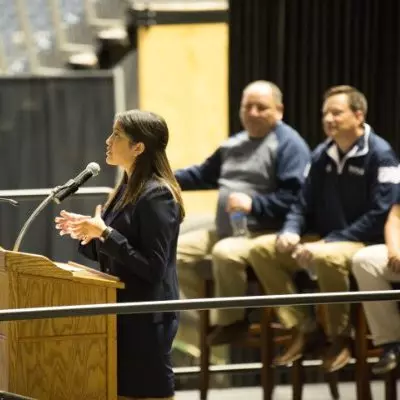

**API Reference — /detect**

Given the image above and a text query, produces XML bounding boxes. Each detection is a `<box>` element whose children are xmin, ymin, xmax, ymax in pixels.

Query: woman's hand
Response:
<box><xmin>55</xmin><ymin>210</ymin><xmax>91</xmax><ymax>238</ymax></box>
<box><xmin>69</xmin><ymin>205</ymin><xmax>107</xmax><ymax>245</ymax></box>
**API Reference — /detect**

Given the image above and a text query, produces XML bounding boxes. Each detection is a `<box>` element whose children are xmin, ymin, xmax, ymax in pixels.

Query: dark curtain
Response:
<box><xmin>0</xmin><ymin>74</ymin><xmax>116</xmax><ymax>266</ymax></box>
<box><xmin>228</xmin><ymin>0</ymin><xmax>400</xmax><ymax>386</ymax></box>
<box><xmin>229</xmin><ymin>0</ymin><xmax>400</xmax><ymax>151</ymax></box>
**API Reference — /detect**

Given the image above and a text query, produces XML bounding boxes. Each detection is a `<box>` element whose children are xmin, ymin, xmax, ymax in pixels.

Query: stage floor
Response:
<box><xmin>176</xmin><ymin>381</ymin><xmax>397</xmax><ymax>399</ymax></box>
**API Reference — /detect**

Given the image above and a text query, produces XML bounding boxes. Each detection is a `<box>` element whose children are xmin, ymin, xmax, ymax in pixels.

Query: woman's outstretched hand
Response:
<box><xmin>69</xmin><ymin>205</ymin><xmax>107</xmax><ymax>245</ymax></box>
<box><xmin>55</xmin><ymin>210</ymin><xmax>90</xmax><ymax>238</ymax></box>
<box><xmin>55</xmin><ymin>205</ymin><xmax>106</xmax><ymax>244</ymax></box>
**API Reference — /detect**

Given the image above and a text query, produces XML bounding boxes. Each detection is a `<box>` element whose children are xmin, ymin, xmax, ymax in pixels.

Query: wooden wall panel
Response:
<box><xmin>138</xmin><ymin>23</ymin><xmax>228</xmax><ymax>215</ymax></box>
<box><xmin>16</xmin><ymin>276</ymin><xmax>107</xmax><ymax>338</ymax></box>
<box><xmin>15</xmin><ymin>336</ymin><xmax>108</xmax><ymax>400</ymax></box>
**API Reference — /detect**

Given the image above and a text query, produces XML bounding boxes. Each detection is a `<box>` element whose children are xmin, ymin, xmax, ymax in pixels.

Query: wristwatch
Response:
<box><xmin>100</xmin><ymin>226</ymin><xmax>113</xmax><ymax>242</ymax></box>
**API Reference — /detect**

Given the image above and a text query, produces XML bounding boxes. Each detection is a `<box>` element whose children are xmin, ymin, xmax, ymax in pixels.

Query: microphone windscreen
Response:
<box><xmin>87</xmin><ymin>162</ymin><xmax>101</xmax><ymax>176</ymax></box>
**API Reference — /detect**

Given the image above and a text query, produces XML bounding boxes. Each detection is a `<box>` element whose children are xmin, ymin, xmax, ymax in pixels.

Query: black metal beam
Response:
<box><xmin>0</xmin><ymin>290</ymin><xmax>399</xmax><ymax>322</ymax></box>
<box><xmin>128</xmin><ymin>8</ymin><xmax>228</xmax><ymax>26</ymax></box>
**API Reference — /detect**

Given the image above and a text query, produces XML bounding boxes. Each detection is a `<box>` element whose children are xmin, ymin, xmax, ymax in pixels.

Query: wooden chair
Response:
<box><xmin>353</xmin><ymin>299</ymin><xmax>399</xmax><ymax>400</ymax></box>
<box><xmin>290</xmin><ymin>276</ymin><xmax>399</xmax><ymax>400</ymax></box>
<box><xmin>260</xmin><ymin>306</ymin><xmax>339</xmax><ymax>400</ymax></box>
<box><xmin>195</xmin><ymin>258</ymin><xmax>339</xmax><ymax>400</ymax></box>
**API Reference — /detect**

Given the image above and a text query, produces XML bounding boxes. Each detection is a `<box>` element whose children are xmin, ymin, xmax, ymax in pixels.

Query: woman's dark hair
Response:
<box><xmin>105</xmin><ymin>109</ymin><xmax>185</xmax><ymax>221</ymax></box>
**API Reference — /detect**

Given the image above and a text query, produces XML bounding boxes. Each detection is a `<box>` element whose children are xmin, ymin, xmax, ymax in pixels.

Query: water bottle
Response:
<box><xmin>230</xmin><ymin>211</ymin><xmax>249</xmax><ymax>237</ymax></box>
<box><xmin>305</xmin><ymin>265</ymin><xmax>318</xmax><ymax>281</ymax></box>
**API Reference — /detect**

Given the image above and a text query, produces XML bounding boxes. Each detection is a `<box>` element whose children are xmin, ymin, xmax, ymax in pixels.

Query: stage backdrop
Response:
<box><xmin>229</xmin><ymin>0</ymin><xmax>400</xmax><ymax>152</ymax></box>
<box><xmin>0</xmin><ymin>73</ymin><xmax>116</xmax><ymax>266</ymax></box>
<box><xmin>228</xmin><ymin>0</ymin><xmax>400</xmax><ymax>386</ymax></box>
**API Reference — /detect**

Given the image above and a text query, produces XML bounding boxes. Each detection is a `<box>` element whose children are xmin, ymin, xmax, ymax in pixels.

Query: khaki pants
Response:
<box><xmin>212</xmin><ymin>232</ymin><xmax>269</xmax><ymax>325</ymax></box>
<box><xmin>175</xmin><ymin>229</ymin><xmax>220</xmax><ymax>358</ymax></box>
<box><xmin>177</xmin><ymin>229</ymin><xmax>219</xmax><ymax>301</ymax></box>
<box><xmin>177</xmin><ymin>229</ymin><xmax>267</xmax><ymax>331</ymax></box>
<box><xmin>352</xmin><ymin>245</ymin><xmax>400</xmax><ymax>346</ymax></box>
<box><xmin>248</xmin><ymin>234</ymin><xmax>364</xmax><ymax>338</ymax></box>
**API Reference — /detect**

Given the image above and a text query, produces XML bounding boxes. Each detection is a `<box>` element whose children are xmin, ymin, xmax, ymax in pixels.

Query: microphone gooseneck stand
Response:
<box><xmin>0</xmin><ymin>197</ymin><xmax>19</xmax><ymax>206</ymax></box>
<box><xmin>12</xmin><ymin>186</ymin><xmax>64</xmax><ymax>252</ymax></box>
<box><xmin>12</xmin><ymin>162</ymin><xmax>101</xmax><ymax>252</ymax></box>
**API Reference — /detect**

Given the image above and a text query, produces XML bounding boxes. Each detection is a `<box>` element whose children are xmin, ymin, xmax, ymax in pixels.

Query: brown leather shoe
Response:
<box><xmin>322</xmin><ymin>336</ymin><xmax>351</xmax><ymax>373</ymax></box>
<box><xmin>274</xmin><ymin>327</ymin><xmax>325</xmax><ymax>366</ymax></box>
<box><xmin>274</xmin><ymin>330</ymin><xmax>306</xmax><ymax>366</ymax></box>
<box><xmin>207</xmin><ymin>320</ymin><xmax>249</xmax><ymax>346</ymax></box>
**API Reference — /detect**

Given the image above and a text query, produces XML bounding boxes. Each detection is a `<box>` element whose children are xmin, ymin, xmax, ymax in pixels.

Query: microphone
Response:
<box><xmin>13</xmin><ymin>163</ymin><xmax>100</xmax><ymax>251</ymax></box>
<box><xmin>0</xmin><ymin>197</ymin><xmax>19</xmax><ymax>206</ymax></box>
<box><xmin>53</xmin><ymin>162</ymin><xmax>101</xmax><ymax>204</ymax></box>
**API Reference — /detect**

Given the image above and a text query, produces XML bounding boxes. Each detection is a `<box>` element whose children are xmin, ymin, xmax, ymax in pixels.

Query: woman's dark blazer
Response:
<box><xmin>79</xmin><ymin>179</ymin><xmax>181</xmax><ymax>323</ymax></box>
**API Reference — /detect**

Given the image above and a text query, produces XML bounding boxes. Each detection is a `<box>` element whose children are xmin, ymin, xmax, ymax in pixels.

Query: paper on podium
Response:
<box><xmin>54</xmin><ymin>261</ymin><xmax>121</xmax><ymax>285</ymax></box>
<box><xmin>68</xmin><ymin>261</ymin><xmax>120</xmax><ymax>282</ymax></box>
<box><xmin>55</xmin><ymin>262</ymin><xmax>82</xmax><ymax>272</ymax></box>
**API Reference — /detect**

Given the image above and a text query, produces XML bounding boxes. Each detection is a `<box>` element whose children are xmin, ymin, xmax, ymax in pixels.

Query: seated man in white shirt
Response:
<box><xmin>352</xmin><ymin>201</ymin><xmax>400</xmax><ymax>375</ymax></box>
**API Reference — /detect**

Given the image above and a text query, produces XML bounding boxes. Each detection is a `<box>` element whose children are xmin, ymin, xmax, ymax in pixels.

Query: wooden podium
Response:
<box><xmin>0</xmin><ymin>249</ymin><xmax>124</xmax><ymax>400</ymax></box>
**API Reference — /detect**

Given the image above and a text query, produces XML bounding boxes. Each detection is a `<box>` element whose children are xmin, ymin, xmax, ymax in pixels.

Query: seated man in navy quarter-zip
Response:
<box><xmin>175</xmin><ymin>81</ymin><xmax>311</xmax><ymax>348</ymax></box>
<box><xmin>249</xmin><ymin>85</ymin><xmax>400</xmax><ymax>373</ymax></box>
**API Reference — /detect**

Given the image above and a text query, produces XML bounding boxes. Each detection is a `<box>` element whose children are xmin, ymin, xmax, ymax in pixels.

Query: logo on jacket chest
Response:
<box><xmin>325</xmin><ymin>163</ymin><xmax>365</xmax><ymax>175</ymax></box>
<box><xmin>348</xmin><ymin>165</ymin><xmax>365</xmax><ymax>176</ymax></box>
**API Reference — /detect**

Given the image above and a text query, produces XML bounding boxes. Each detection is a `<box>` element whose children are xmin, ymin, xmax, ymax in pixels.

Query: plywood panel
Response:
<box><xmin>1</xmin><ymin>250</ymin><xmax>119</xmax><ymax>400</ymax></box>
<box><xmin>0</xmin><ymin>271</ymin><xmax>9</xmax><ymax>392</ymax></box>
<box><xmin>138</xmin><ymin>23</ymin><xmax>228</xmax><ymax>169</ymax></box>
<box><xmin>16</xmin><ymin>276</ymin><xmax>107</xmax><ymax>337</ymax></box>
<box><xmin>138</xmin><ymin>23</ymin><xmax>227</xmax><ymax>215</ymax></box>
<box><xmin>0</xmin><ymin>272</ymin><xmax>9</xmax><ymax>336</ymax></box>
<box><xmin>181</xmin><ymin>190</ymin><xmax>218</xmax><ymax>215</ymax></box>
<box><xmin>0</xmin><ymin>337</ymin><xmax>8</xmax><ymax>391</ymax></box>
<box><xmin>106</xmin><ymin>288</ymin><xmax>117</xmax><ymax>400</ymax></box>
<box><xmin>15</xmin><ymin>336</ymin><xmax>108</xmax><ymax>400</ymax></box>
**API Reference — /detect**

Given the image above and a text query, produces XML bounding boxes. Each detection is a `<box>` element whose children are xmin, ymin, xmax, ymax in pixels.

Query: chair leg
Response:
<box><xmin>384</xmin><ymin>367</ymin><xmax>397</xmax><ymax>400</ymax></box>
<box><xmin>354</xmin><ymin>304</ymin><xmax>372</xmax><ymax>400</ymax></box>
<box><xmin>292</xmin><ymin>358</ymin><xmax>304</xmax><ymax>400</ymax></box>
<box><xmin>261</xmin><ymin>308</ymin><xmax>274</xmax><ymax>400</ymax></box>
<box><xmin>326</xmin><ymin>371</ymin><xmax>340</xmax><ymax>400</ymax></box>
<box><xmin>199</xmin><ymin>280</ymin><xmax>212</xmax><ymax>400</ymax></box>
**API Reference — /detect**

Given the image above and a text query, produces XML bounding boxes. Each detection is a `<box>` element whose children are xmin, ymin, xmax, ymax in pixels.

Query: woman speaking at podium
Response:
<box><xmin>55</xmin><ymin>110</ymin><xmax>185</xmax><ymax>400</ymax></box>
